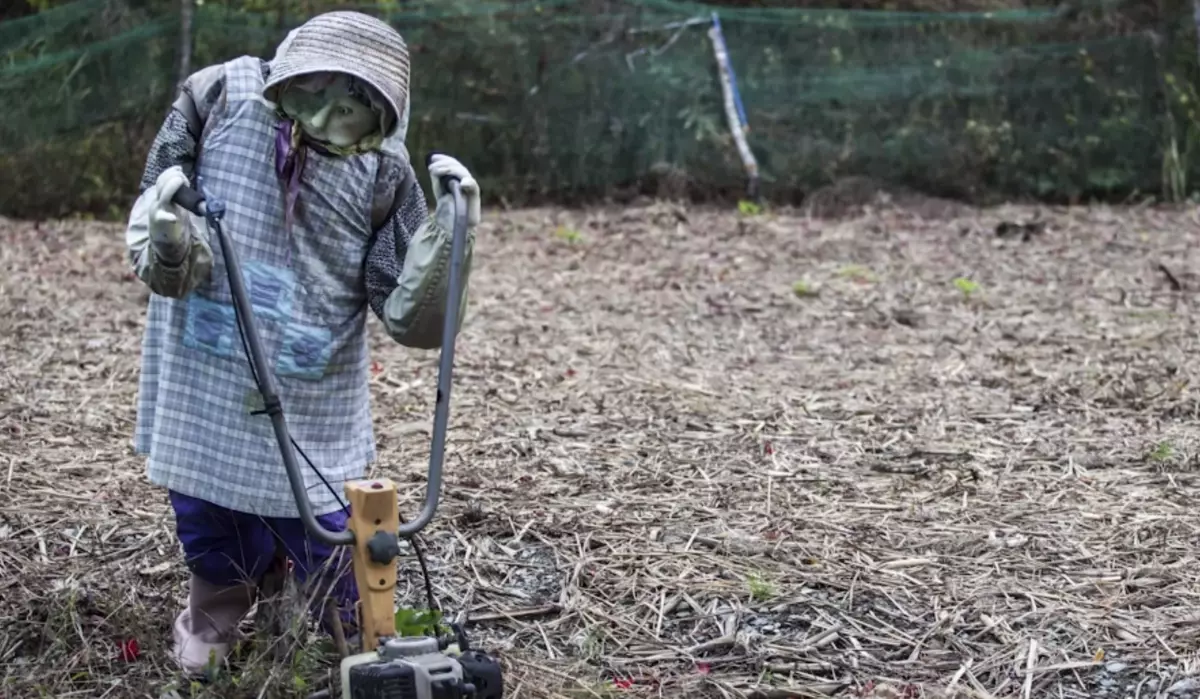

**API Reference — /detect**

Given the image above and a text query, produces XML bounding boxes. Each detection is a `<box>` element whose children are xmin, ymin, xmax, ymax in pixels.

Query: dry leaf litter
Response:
<box><xmin>1</xmin><ymin>200</ymin><xmax>1199</xmax><ymax>698</ymax></box>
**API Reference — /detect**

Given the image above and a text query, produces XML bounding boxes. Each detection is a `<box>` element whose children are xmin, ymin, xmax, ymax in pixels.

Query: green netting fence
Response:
<box><xmin>2</xmin><ymin>0</ymin><xmax>1199</xmax><ymax>219</ymax></box>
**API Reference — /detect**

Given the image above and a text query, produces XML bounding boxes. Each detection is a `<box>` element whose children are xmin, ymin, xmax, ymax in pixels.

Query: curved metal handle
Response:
<box><xmin>395</xmin><ymin>175</ymin><xmax>469</xmax><ymax>538</ymax></box>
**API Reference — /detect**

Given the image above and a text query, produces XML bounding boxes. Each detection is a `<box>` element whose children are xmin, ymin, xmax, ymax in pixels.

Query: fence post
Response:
<box><xmin>707</xmin><ymin>12</ymin><xmax>760</xmax><ymax>202</ymax></box>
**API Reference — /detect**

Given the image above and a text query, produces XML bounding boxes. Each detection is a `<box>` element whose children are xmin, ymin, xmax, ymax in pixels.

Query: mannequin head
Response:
<box><xmin>263</xmin><ymin>12</ymin><xmax>411</xmax><ymax>150</ymax></box>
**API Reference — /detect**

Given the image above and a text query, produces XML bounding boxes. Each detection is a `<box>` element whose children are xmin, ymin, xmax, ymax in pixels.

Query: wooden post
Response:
<box><xmin>345</xmin><ymin>479</ymin><xmax>401</xmax><ymax>653</ymax></box>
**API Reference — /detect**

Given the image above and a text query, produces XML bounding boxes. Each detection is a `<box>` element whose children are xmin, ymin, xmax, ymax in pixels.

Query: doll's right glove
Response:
<box><xmin>149</xmin><ymin>165</ymin><xmax>192</xmax><ymax>264</ymax></box>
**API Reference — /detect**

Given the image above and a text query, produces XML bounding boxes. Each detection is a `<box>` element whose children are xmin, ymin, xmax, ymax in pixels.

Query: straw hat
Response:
<box><xmin>263</xmin><ymin>11</ymin><xmax>410</xmax><ymax>139</ymax></box>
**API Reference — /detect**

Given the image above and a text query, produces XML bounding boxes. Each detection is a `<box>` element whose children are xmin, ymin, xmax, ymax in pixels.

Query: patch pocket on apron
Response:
<box><xmin>243</xmin><ymin>261</ymin><xmax>296</xmax><ymax>323</ymax></box>
<box><xmin>277</xmin><ymin>323</ymin><xmax>333</xmax><ymax>380</ymax></box>
<box><xmin>183</xmin><ymin>295</ymin><xmax>238</xmax><ymax>359</ymax></box>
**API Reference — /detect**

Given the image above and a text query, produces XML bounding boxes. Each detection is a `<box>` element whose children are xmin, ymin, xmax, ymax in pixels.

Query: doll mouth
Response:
<box><xmin>302</xmin><ymin>127</ymin><xmax>330</xmax><ymax>142</ymax></box>
<box><xmin>293</xmin><ymin>116</ymin><xmax>373</xmax><ymax>150</ymax></box>
<box><xmin>295</xmin><ymin>123</ymin><xmax>340</xmax><ymax>147</ymax></box>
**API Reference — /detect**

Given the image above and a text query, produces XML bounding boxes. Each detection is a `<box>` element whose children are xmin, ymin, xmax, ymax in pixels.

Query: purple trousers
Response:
<box><xmin>168</xmin><ymin>490</ymin><xmax>359</xmax><ymax>636</ymax></box>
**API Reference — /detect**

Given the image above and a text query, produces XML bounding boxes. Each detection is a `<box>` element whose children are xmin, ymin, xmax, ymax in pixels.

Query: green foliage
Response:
<box><xmin>953</xmin><ymin>276</ymin><xmax>979</xmax><ymax>297</ymax></box>
<box><xmin>1148</xmin><ymin>441</ymin><xmax>1175</xmax><ymax>462</ymax></box>
<box><xmin>394</xmin><ymin>607</ymin><xmax>448</xmax><ymax>638</ymax></box>
<box><xmin>737</xmin><ymin>199</ymin><xmax>762</xmax><ymax>216</ymax></box>
<box><xmin>839</xmin><ymin>264</ymin><xmax>877</xmax><ymax>283</ymax></box>
<box><xmin>1</xmin><ymin>0</ymin><xmax>1200</xmax><ymax>219</ymax></box>
<box><xmin>791</xmin><ymin>279</ymin><xmax>817</xmax><ymax>297</ymax></box>
<box><xmin>746</xmin><ymin>572</ymin><xmax>776</xmax><ymax>601</ymax></box>
<box><xmin>554</xmin><ymin>225</ymin><xmax>584</xmax><ymax>244</ymax></box>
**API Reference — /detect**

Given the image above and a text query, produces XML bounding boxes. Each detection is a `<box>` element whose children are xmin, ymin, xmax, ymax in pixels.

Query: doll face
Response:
<box><xmin>278</xmin><ymin>72</ymin><xmax>379</xmax><ymax>148</ymax></box>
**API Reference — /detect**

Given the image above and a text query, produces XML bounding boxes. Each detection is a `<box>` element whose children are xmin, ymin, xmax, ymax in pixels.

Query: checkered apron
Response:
<box><xmin>134</xmin><ymin>55</ymin><xmax>381</xmax><ymax>518</ymax></box>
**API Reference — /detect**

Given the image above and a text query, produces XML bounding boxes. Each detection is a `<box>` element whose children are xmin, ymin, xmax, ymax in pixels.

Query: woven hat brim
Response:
<box><xmin>262</xmin><ymin>12</ymin><xmax>410</xmax><ymax>140</ymax></box>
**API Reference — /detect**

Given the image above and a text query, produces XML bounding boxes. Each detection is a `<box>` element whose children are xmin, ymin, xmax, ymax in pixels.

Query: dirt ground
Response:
<box><xmin>1</xmin><ymin>199</ymin><xmax>1199</xmax><ymax>699</ymax></box>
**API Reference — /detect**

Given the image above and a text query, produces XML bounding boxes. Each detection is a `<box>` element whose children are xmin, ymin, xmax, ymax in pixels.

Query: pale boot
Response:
<box><xmin>171</xmin><ymin>574</ymin><xmax>256</xmax><ymax>678</ymax></box>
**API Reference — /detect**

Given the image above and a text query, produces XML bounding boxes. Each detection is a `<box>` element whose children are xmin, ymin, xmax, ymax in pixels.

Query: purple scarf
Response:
<box><xmin>274</xmin><ymin>119</ymin><xmax>305</xmax><ymax>230</ymax></box>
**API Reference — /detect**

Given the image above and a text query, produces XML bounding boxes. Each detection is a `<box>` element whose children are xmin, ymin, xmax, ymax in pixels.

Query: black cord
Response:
<box><xmin>223</xmin><ymin>229</ymin><xmax>440</xmax><ymax>616</ymax></box>
<box><xmin>289</xmin><ymin>436</ymin><xmax>439</xmax><ymax>614</ymax></box>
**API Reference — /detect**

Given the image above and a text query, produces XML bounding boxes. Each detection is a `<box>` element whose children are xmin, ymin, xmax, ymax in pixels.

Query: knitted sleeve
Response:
<box><xmin>364</xmin><ymin>160</ymin><xmax>428</xmax><ymax>325</ymax></box>
<box><xmin>138</xmin><ymin>63</ymin><xmax>228</xmax><ymax>192</ymax></box>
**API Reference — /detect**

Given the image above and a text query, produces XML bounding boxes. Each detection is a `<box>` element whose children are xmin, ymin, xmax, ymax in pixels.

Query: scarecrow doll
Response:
<box><xmin>122</xmin><ymin>11</ymin><xmax>480</xmax><ymax>677</ymax></box>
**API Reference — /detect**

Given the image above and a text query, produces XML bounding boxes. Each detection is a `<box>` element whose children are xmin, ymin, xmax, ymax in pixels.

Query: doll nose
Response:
<box><xmin>310</xmin><ymin>103</ymin><xmax>333</xmax><ymax>129</ymax></box>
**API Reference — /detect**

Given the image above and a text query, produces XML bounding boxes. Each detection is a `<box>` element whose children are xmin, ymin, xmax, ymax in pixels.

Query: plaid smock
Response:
<box><xmin>129</xmin><ymin>55</ymin><xmax>428</xmax><ymax>518</ymax></box>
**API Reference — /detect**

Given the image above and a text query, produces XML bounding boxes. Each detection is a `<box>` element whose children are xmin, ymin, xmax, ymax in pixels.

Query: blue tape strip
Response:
<box><xmin>711</xmin><ymin>12</ymin><xmax>749</xmax><ymax>130</ymax></box>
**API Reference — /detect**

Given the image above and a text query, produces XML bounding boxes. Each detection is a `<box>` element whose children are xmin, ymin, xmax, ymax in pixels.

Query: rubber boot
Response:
<box><xmin>171</xmin><ymin>574</ymin><xmax>256</xmax><ymax>678</ymax></box>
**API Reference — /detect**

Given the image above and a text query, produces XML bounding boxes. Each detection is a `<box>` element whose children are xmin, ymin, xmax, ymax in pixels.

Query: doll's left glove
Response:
<box><xmin>428</xmin><ymin>154</ymin><xmax>480</xmax><ymax>232</ymax></box>
<box><xmin>149</xmin><ymin>165</ymin><xmax>192</xmax><ymax>264</ymax></box>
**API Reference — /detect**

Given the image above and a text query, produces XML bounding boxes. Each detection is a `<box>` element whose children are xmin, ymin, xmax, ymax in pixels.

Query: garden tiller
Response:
<box><xmin>171</xmin><ymin>167</ymin><xmax>503</xmax><ymax>699</ymax></box>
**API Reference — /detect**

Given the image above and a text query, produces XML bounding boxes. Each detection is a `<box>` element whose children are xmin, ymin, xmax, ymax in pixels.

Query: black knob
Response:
<box><xmin>366</xmin><ymin>530</ymin><xmax>401</xmax><ymax>565</ymax></box>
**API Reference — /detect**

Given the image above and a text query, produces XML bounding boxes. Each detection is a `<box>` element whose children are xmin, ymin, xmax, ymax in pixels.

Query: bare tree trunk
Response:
<box><xmin>177</xmin><ymin>0</ymin><xmax>195</xmax><ymax>86</ymax></box>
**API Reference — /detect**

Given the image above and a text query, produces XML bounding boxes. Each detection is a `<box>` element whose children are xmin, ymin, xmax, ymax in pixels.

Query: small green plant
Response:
<box><xmin>791</xmin><ymin>279</ymin><xmax>817</xmax><ymax>298</ymax></box>
<box><xmin>288</xmin><ymin>635</ymin><xmax>328</xmax><ymax>693</ymax></box>
<box><xmin>554</xmin><ymin>225</ymin><xmax>583</xmax><ymax>244</ymax></box>
<box><xmin>747</xmin><ymin>572</ymin><xmax>776</xmax><ymax>602</ymax></box>
<box><xmin>1148</xmin><ymin>441</ymin><xmax>1174</xmax><ymax>462</ymax></box>
<box><xmin>394</xmin><ymin>607</ymin><xmax>449</xmax><ymax>638</ymax></box>
<box><xmin>737</xmin><ymin>199</ymin><xmax>762</xmax><ymax>216</ymax></box>
<box><xmin>291</xmin><ymin>674</ymin><xmax>308</xmax><ymax>693</ymax></box>
<box><xmin>580</xmin><ymin>628</ymin><xmax>605</xmax><ymax>661</ymax></box>
<box><xmin>838</xmin><ymin>264</ymin><xmax>876</xmax><ymax>283</ymax></box>
<box><xmin>953</xmin><ymin>277</ymin><xmax>980</xmax><ymax>298</ymax></box>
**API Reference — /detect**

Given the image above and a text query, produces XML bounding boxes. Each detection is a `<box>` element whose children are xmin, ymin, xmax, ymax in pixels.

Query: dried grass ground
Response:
<box><xmin>2</xmin><ymin>200</ymin><xmax>1200</xmax><ymax>699</ymax></box>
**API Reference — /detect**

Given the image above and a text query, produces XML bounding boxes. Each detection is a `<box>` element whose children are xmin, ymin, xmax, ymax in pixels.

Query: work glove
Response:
<box><xmin>427</xmin><ymin>153</ymin><xmax>480</xmax><ymax>234</ymax></box>
<box><xmin>149</xmin><ymin>165</ymin><xmax>192</xmax><ymax>263</ymax></box>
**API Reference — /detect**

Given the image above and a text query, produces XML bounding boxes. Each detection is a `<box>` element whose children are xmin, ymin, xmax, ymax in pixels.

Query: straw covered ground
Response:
<box><xmin>1</xmin><ymin>199</ymin><xmax>1199</xmax><ymax>699</ymax></box>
